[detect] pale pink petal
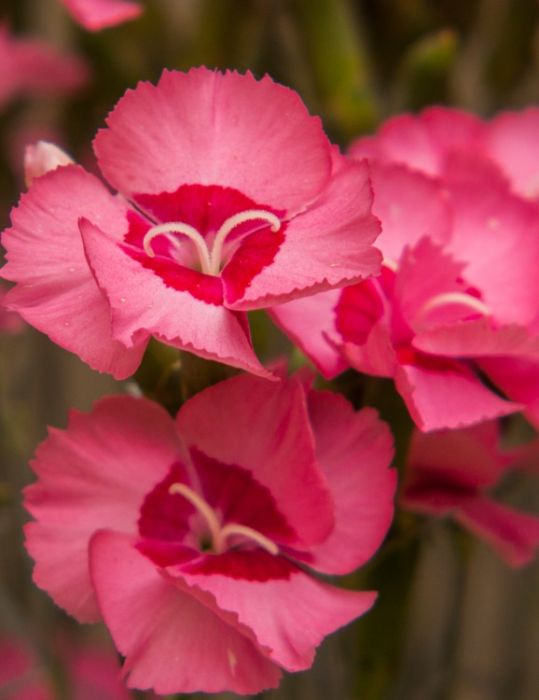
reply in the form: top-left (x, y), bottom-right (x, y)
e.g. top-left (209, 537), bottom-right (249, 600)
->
top-left (24, 141), bottom-right (74, 187)
top-left (343, 324), bottom-right (397, 378)
top-left (305, 391), bottom-right (396, 574)
top-left (1, 166), bottom-right (146, 379)
top-left (485, 108), bottom-right (539, 199)
top-left (227, 157), bottom-right (381, 309)
top-left (269, 289), bottom-right (347, 379)
top-left (60, 0), bottom-right (142, 31)
top-left (395, 361), bottom-right (521, 431)
top-left (94, 68), bottom-right (331, 213)
top-left (479, 356), bottom-right (539, 430)
top-left (366, 162), bottom-right (451, 262)
top-left (25, 396), bottom-right (183, 621)
top-left (90, 531), bottom-right (281, 695)
top-left (178, 562), bottom-right (376, 672)
top-left (79, 219), bottom-right (272, 378)
top-left (176, 373), bottom-right (335, 546)
top-left (457, 498), bottom-right (539, 567)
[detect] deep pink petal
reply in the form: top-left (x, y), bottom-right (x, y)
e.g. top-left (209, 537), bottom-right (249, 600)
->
top-left (485, 108), bottom-right (539, 199)
top-left (269, 289), bottom-right (347, 379)
top-left (479, 356), bottom-right (539, 430)
top-left (1, 166), bottom-right (146, 379)
top-left (178, 561), bottom-right (376, 672)
top-left (227, 156), bottom-right (381, 309)
top-left (25, 396), bottom-right (183, 621)
top-left (90, 531), bottom-right (281, 695)
top-left (176, 373), bottom-right (335, 546)
top-left (305, 391), bottom-right (396, 574)
top-left (457, 498), bottom-right (539, 567)
top-left (60, 0), bottom-right (142, 30)
top-left (79, 219), bottom-right (273, 378)
top-left (343, 324), bottom-right (397, 378)
top-left (94, 68), bottom-right (331, 213)
top-left (395, 360), bottom-right (521, 431)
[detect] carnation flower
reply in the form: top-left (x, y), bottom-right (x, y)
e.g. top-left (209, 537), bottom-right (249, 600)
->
top-left (24, 373), bottom-right (395, 695)
top-left (1, 67), bottom-right (381, 379)
top-left (401, 422), bottom-right (539, 567)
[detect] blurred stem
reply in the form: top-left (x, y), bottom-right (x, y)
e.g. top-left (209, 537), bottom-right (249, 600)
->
top-left (289, 0), bottom-right (378, 140)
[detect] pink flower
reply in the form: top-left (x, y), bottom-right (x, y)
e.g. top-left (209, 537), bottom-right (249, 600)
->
top-left (401, 422), bottom-right (539, 567)
top-left (1, 68), bottom-right (381, 379)
top-left (24, 141), bottom-right (74, 187)
top-left (273, 150), bottom-right (539, 430)
top-left (25, 373), bottom-right (396, 695)
top-left (59, 0), bottom-right (143, 31)
top-left (0, 283), bottom-right (23, 334)
top-left (0, 25), bottom-right (88, 109)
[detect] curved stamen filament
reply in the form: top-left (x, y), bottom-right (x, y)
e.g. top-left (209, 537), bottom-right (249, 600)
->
top-left (220, 523), bottom-right (279, 555)
top-left (141, 209), bottom-right (281, 277)
top-left (144, 223), bottom-right (212, 274)
top-left (168, 482), bottom-right (279, 556)
top-left (419, 292), bottom-right (491, 320)
top-left (209, 210), bottom-right (281, 276)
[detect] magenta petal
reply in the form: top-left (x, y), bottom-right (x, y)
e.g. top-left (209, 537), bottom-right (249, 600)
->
top-left (305, 391), bottom-right (396, 574)
top-left (79, 219), bottom-right (273, 378)
top-left (228, 157), bottom-right (381, 309)
top-left (343, 325), bottom-right (397, 378)
top-left (1, 165), bottom-right (145, 379)
top-left (395, 361), bottom-right (521, 431)
top-left (479, 356), bottom-right (539, 430)
top-left (90, 531), bottom-right (281, 695)
top-left (269, 290), bottom-right (347, 379)
top-left (178, 563), bottom-right (376, 672)
top-left (60, 0), bottom-right (142, 30)
top-left (176, 373), bottom-right (335, 546)
top-left (94, 68), bottom-right (331, 213)
top-left (25, 396), bottom-right (183, 621)
top-left (457, 498), bottom-right (539, 568)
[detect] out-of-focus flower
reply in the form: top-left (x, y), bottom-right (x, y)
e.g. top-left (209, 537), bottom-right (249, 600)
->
top-left (0, 282), bottom-right (23, 333)
top-left (24, 141), bottom-right (75, 187)
top-left (401, 422), bottom-right (539, 567)
top-left (59, 0), bottom-right (143, 31)
top-left (25, 373), bottom-right (395, 695)
top-left (1, 67), bottom-right (381, 379)
top-left (273, 134), bottom-right (539, 431)
top-left (0, 25), bottom-right (88, 110)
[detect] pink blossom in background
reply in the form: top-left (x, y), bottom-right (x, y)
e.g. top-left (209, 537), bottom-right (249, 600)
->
top-left (0, 25), bottom-right (88, 109)
top-left (0, 283), bottom-right (23, 333)
top-left (24, 141), bottom-right (74, 187)
top-left (401, 422), bottom-right (539, 567)
top-left (1, 67), bottom-right (381, 379)
top-left (274, 123), bottom-right (539, 431)
top-left (24, 373), bottom-right (396, 695)
top-left (0, 638), bottom-right (51, 699)
top-left (59, 0), bottom-right (143, 31)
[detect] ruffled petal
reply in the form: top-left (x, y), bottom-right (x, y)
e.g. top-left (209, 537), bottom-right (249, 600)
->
top-left (1, 165), bottom-right (145, 379)
top-left (79, 219), bottom-right (272, 378)
top-left (227, 157), bottom-right (381, 309)
top-left (176, 373), bottom-right (335, 546)
top-left (305, 391), bottom-right (396, 574)
top-left (25, 396), bottom-right (183, 621)
top-left (90, 531), bottom-right (281, 695)
top-left (94, 68), bottom-right (331, 213)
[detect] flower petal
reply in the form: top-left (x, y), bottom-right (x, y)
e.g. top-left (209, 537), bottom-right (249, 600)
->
top-left (176, 373), bottom-right (335, 546)
top-left (479, 356), bottom-right (539, 430)
top-left (25, 396), bottom-right (183, 621)
top-left (60, 0), bottom-right (142, 31)
top-left (94, 68), bottom-right (331, 213)
top-left (1, 165), bottom-right (145, 379)
top-left (90, 531), bottom-right (281, 695)
top-left (79, 219), bottom-right (272, 378)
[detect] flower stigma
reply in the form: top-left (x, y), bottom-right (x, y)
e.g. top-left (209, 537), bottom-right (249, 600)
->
top-left (168, 481), bottom-right (279, 556)
top-left (418, 291), bottom-right (491, 321)
top-left (143, 209), bottom-right (281, 276)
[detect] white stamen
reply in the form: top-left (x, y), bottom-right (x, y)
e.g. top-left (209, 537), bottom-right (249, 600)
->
top-left (143, 223), bottom-right (212, 274)
top-left (209, 209), bottom-right (281, 275)
top-left (419, 292), bottom-right (491, 319)
top-left (220, 522), bottom-right (279, 555)
top-left (169, 482), bottom-right (223, 551)
top-left (382, 258), bottom-right (398, 272)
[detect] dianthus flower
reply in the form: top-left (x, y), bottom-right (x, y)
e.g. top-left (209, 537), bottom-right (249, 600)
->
top-left (25, 373), bottom-right (395, 695)
top-left (1, 68), bottom-right (381, 379)
top-left (273, 143), bottom-right (539, 430)
top-left (59, 0), bottom-right (143, 31)
top-left (401, 421), bottom-right (539, 567)
top-left (0, 283), bottom-right (23, 333)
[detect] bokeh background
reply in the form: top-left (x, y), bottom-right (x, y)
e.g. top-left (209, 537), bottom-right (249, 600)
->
top-left (1, 1), bottom-right (539, 698)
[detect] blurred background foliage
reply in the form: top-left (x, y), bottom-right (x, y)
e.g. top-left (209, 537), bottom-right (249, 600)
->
top-left (1, 1), bottom-right (539, 699)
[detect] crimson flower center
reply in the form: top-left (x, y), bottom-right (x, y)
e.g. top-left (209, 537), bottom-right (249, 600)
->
top-left (142, 208), bottom-right (281, 276)
top-left (168, 481), bottom-right (279, 556)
